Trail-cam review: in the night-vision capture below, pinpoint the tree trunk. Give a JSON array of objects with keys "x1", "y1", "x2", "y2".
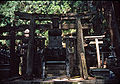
[{"x1": 111, "y1": 2, "x2": 120, "y2": 64}]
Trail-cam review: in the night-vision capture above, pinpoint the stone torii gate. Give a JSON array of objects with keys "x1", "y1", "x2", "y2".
[
  {"x1": 14, "y1": 11, "x2": 91, "y2": 79},
  {"x1": 84, "y1": 35, "x2": 105, "y2": 68}
]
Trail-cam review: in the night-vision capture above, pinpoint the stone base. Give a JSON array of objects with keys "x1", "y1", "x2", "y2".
[{"x1": 1, "y1": 77, "x2": 119, "y2": 84}]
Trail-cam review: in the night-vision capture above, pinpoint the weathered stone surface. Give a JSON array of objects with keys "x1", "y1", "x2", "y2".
[{"x1": 1, "y1": 78, "x2": 119, "y2": 84}]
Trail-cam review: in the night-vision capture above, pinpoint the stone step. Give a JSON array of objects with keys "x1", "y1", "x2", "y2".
[
  {"x1": 0, "y1": 69, "x2": 10, "y2": 80},
  {"x1": 47, "y1": 73, "x2": 66, "y2": 77},
  {"x1": 90, "y1": 69, "x2": 110, "y2": 77},
  {"x1": 46, "y1": 64, "x2": 66, "y2": 70},
  {"x1": 46, "y1": 70, "x2": 66, "y2": 74},
  {"x1": 0, "y1": 64, "x2": 10, "y2": 69},
  {"x1": 0, "y1": 64, "x2": 10, "y2": 80},
  {"x1": 45, "y1": 64, "x2": 67, "y2": 77},
  {"x1": 0, "y1": 69, "x2": 10, "y2": 71},
  {"x1": 2, "y1": 79, "x2": 119, "y2": 84}
]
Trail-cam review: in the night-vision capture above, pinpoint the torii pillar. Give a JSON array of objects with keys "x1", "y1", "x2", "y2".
[
  {"x1": 26, "y1": 16, "x2": 35, "y2": 78},
  {"x1": 76, "y1": 17, "x2": 88, "y2": 79}
]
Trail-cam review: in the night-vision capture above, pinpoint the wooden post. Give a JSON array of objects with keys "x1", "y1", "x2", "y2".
[
  {"x1": 26, "y1": 16, "x2": 35, "y2": 78},
  {"x1": 76, "y1": 17, "x2": 88, "y2": 79},
  {"x1": 95, "y1": 38, "x2": 101, "y2": 68},
  {"x1": 101, "y1": 52, "x2": 104, "y2": 68},
  {"x1": 65, "y1": 38, "x2": 70, "y2": 77},
  {"x1": 73, "y1": 37, "x2": 77, "y2": 76},
  {"x1": 10, "y1": 27, "x2": 18, "y2": 77}
]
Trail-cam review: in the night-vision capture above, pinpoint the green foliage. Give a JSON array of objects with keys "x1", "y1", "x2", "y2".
[
  {"x1": 0, "y1": 1, "x2": 18, "y2": 26},
  {"x1": 0, "y1": 1, "x2": 111, "y2": 46},
  {"x1": 62, "y1": 29, "x2": 76, "y2": 36},
  {"x1": 0, "y1": 1, "x2": 73, "y2": 45},
  {"x1": 0, "y1": 1, "x2": 71, "y2": 26},
  {"x1": 16, "y1": 31, "x2": 23, "y2": 36}
]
